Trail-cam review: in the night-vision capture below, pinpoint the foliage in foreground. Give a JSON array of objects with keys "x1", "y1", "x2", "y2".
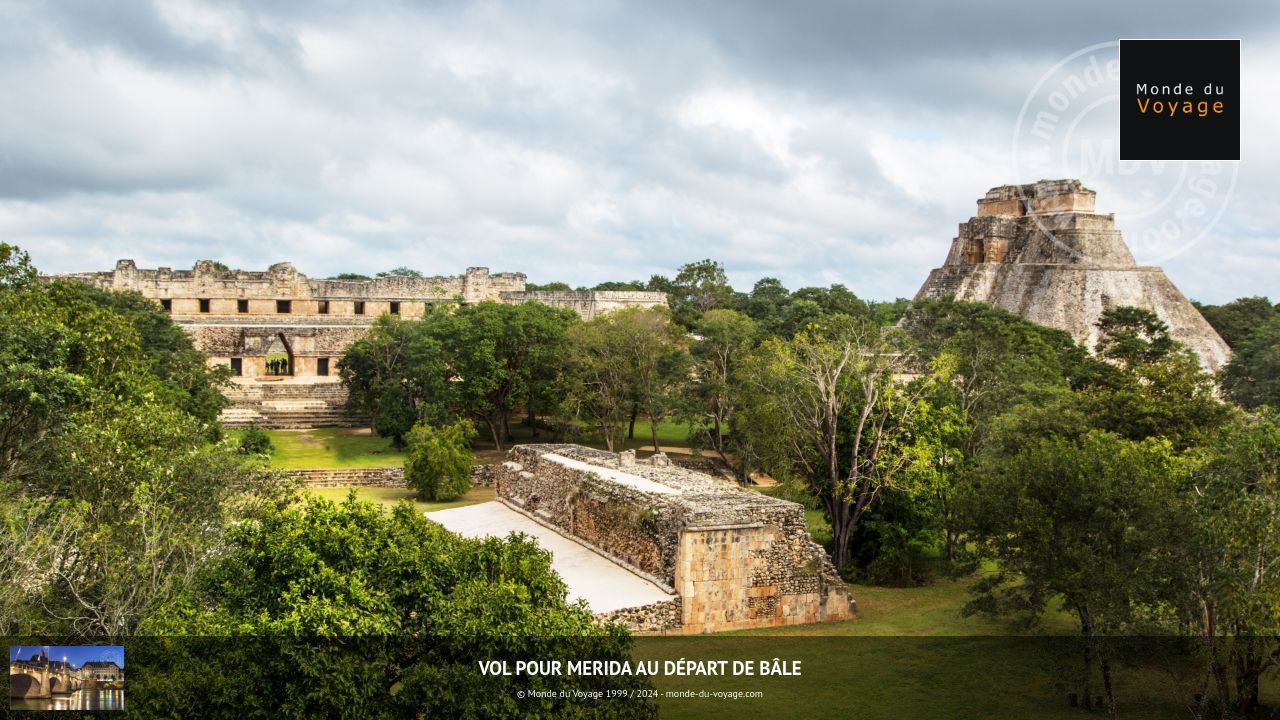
[{"x1": 136, "y1": 494, "x2": 655, "y2": 719}]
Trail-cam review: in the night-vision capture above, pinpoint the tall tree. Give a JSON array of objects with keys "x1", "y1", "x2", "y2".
[
  {"x1": 563, "y1": 308, "x2": 682, "y2": 452},
  {"x1": 736, "y1": 315, "x2": 932, "y2": 570},
  {"x1": 960, "y1": 430, "x2": 1181, "y2": 715},
  {"x1": 688, "y1": 309, "x2": 757, "y2": 458},
  {"x1": 665, "y1": 259, "x2": 734, "y2": 327}
]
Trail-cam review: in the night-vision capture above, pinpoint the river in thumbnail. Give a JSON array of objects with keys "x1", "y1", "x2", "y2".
[{"x1": 10, "y1": 688, "x2": 124, "y2": 711}]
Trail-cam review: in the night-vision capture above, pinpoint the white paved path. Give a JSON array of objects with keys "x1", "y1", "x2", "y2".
[{"x1": 425, "y1": 502, "x2": 674, "y2": 614}]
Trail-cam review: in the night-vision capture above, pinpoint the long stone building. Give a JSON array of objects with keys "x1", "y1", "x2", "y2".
[
  {"x1": 428, "y1": 444, "x2": 855, "y2": 633},
  {"x1": 914, "y1": 179, "x2": 1230, "y2": 371},
  {"x1": 49, "y1": 260, "x2": 667, "y2": 427}
]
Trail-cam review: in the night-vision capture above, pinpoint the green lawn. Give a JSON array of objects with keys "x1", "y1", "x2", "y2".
[
  {"x1": 306, "y1": 485, "x2": 495, "y2": 514},
  {"x1": 642, "y1": 574, "x2": 1267, "y2": 719},
  {"x1": 232, "y1": 427, "x2": 406, "y2": 470}
]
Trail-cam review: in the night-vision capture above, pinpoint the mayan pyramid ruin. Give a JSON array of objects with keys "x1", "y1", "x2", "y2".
[{"x1": 914, "y1": 179, "x2": 1230, "y2": 371}]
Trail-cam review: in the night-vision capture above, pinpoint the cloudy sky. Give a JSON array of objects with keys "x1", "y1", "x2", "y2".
[{"x1": 2, "y1": 1, "x2": 1276, "y2": 302}]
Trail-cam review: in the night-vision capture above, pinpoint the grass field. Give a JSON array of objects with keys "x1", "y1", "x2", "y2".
[
  {"x1": 306, "y1": 485, "x2": 495, "y2": 514},
  {"x1": 232, "y1": 427, "x2": 406, "y2": 470},
  {"x1": 238, "y1": 420, "x2": 698, "y2": 471},
  {"x1": 642, "y1": 574, "x2": 1273, "y2": 719}
]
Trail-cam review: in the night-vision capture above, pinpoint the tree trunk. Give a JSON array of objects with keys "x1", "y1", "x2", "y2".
[
  {"x1": 486, "y1": 418, "x2": 503, "y2": 451},
  {"x1": 628, "y1": 405, "x2": 638, "y2": 440},
  {"x1": 826, "y1": 496, "x2": 853, "y2": 571},
  {"x1": 1101, "y1": 654, "x2": 1116, "y2": 720},
  {"x1": 650, "y1": 418, "x2": 660, "y2": 454},
  {"x1": 527, "y1": 404, "x2": 539, "y2": 438},
  {"x1": 502, "y1": 411, "x2": 511, "y2": 445},
  {"x1": 1079, "y1": 606, "x2": 1095, "y2": 711}
]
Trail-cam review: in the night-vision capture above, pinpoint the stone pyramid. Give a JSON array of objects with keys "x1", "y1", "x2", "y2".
[{"x1": 914, "y1": 180, "x2": 1230, "y2": 371}]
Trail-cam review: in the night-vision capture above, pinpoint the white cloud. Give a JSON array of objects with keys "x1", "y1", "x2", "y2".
[{"x1": 1, "y1": 1, "x2": 1276, "y2": 303}]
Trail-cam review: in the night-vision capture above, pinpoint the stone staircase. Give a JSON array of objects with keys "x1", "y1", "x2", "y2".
[{"x1": 219, "y1": 381, "x2": 368, "y2": 429}]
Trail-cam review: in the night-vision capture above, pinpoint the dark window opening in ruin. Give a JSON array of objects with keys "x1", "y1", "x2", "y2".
[
  {"x1": 389, "y1": 301, "x2": 400, "y2": 315},
  {"x1": 277, "y1": 300, "x2": 291, "y2": 314},
  {"x1": 160, "y1": 299, "x2": 172, "y2": 312},
  {"x1": 199, "y1": 298, "x2": 211, "y2": 313},
  {"x1": 354, "y1": 301, "x2": 365, "y2": 315},
  {"x1": 230, "y1": 358, "x2": 243, "y2": 376},
  {"x1": 238, "y1": 299, "x2": 249, "y2": 313},
  {"x1": 318, "y1": 300, "x2": 330, "y2": 314},
  {"x1": 317, "y1": 358, "x2": 330, "y2": 376}
]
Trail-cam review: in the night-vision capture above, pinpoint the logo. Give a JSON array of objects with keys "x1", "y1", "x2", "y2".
[{"x1": 1012, "y1": 41, "x2": 1238, "y2": 264}]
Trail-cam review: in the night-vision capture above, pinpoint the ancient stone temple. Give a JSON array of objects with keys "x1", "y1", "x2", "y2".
[
  {"x1": 427, "y1": 444, "x2": 855, "y2": 634},
  {"x1": 914, "y1": 180, "x2": 1230, "y2": 371},
  {"x1": 49, "y1": 260, "x2": 667, "y2": 427}
]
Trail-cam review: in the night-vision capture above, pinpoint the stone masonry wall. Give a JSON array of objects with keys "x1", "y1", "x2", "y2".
[
  {"x1": 288, "y1": 468, "x2": 406, "y2": 487},
  {"x1": 497, "y1": 444, "x2": 854, "y2": 633}
]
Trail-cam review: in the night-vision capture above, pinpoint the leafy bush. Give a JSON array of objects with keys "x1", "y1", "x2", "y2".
[
  {"x1": 404, "y1": 419, "x2": 477, "y2": 501},
  {"x1": 137, "y1": 495, "x2": 656, "y2": 719},
  {"x1": 238, "y1": 423, "x2": 273, "y2": 456}
]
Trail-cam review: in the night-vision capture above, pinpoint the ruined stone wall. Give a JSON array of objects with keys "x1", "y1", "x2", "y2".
[
  {"x1": 497, "y1": 444, "x2": 854, "y2": 634},
  {"x1": 287, "y1": 468, "x2": 407, "y2": 487},
  {"x1": 50, "y1": 261, "x2": 670, "y2": 385},
  {"x1": 500, "y1": 446, "x2": 684, "y2": 586},
  {"x1": 59, "y1": 259, "x2": 522, "y2": 306},
  {"x1": 597, "y1": 598, "x2": 683, "y2": 633}
]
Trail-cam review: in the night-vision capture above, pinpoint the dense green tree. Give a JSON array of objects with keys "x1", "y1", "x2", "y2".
[
  {"x1": 790, "y1": 284, "x2": 869, "y2": 320},
  {"x1": 961, "y1": 430, "x2": 1183, "y2": 714},
  {"x1": 139, "y1": 495, "x2": 655, "y2": 719},
  {"x1": 563, "y1": 307, "x2": 683, "y2": 451},
  {"x1": 1082, "y1": 308, "x2": 1228, "y2": 449},
  {"x1": 339, "y1": 315, "x2": 422, "y2": 443},
  {"x1": 665, "y1": 259, "x2": 734, "y2": 327},
  {"x1": 1195, "y1": 296, "x2": 1278, "y2": 348},
  {"x1": 340, "y1": 302, "x2": 576, "y2": 449},
  {"x1": 330, "y1": 272, "x2": 372, "y2": 280},
  {"x1": 868, "y1": 297, "x2": 912, "y2": 326},
  {"x1": 1221, "y1": 314, "x2": 1280, "y2": 410},
  {"x1": 687, "y1": 309, "x2": 757, "y2": 460},
  {"x1": 901, "y1": 299, "x2": 1084, "y2": 566},
  {"x1": 434, "y1": 302, "x2": 577, "y2": 448},
  {"x1": 1161, "y1": 411, "x2": 1280, "y2": 716},
  {"x1": 404, "y1": 419, "x2": 477, "y2": 501},
  {"x1": 1095, "y1": 306, "x2": 1176, "y2": 368},
  {"x1": 742, "y1": 277, "x2": 791, "y2": 336},
  {"x1": 526, "y1": 280, "x2": 573, "y2": 291}
]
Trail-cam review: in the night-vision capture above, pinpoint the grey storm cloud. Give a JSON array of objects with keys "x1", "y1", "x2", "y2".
[{"x1": 1, "y1": 0, "x2": 1277, "y2": 302}]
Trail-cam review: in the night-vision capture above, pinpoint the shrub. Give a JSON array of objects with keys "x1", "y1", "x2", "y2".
[
  {"x1": 405, "y1": 419, "x2": 477, "y2": 501},
  {"x1": 238, "y1": 423, "x2": 273, "y2": 456}
]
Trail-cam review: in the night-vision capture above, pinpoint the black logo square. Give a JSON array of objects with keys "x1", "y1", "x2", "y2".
[{"x1": 1120, "y1": 39, "x2": 1240, "y2": 160}]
